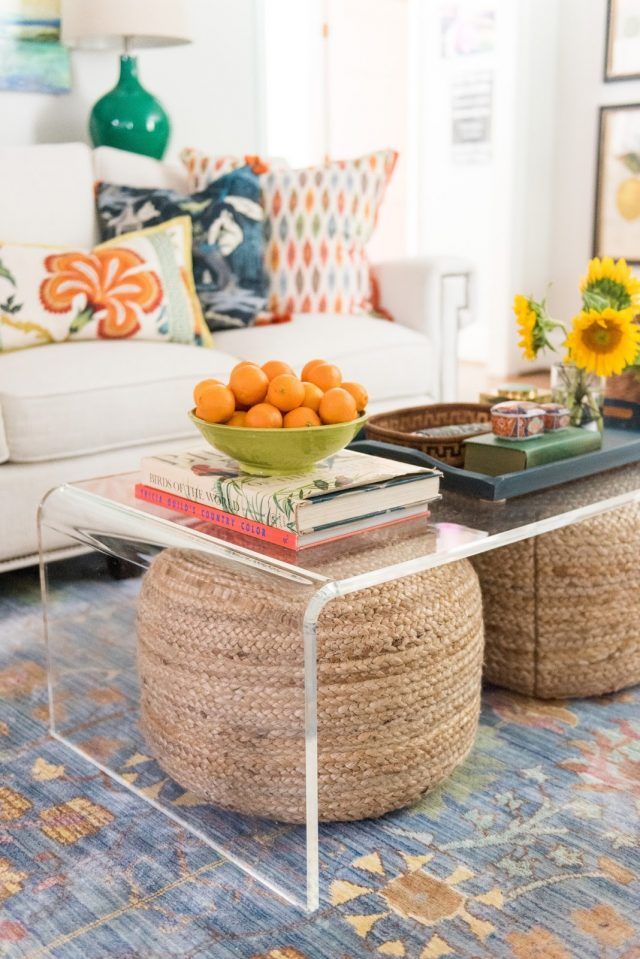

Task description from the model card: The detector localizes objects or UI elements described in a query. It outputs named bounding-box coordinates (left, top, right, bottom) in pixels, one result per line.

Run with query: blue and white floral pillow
left=96, top=167, right=268, bottom=332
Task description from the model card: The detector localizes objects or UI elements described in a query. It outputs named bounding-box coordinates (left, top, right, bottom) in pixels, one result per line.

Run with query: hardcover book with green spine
left=463, top=428, right=602, bottom=476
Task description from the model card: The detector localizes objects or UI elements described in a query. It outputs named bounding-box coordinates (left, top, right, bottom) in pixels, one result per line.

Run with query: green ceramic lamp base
left=89, top=54, right=170, bottom=160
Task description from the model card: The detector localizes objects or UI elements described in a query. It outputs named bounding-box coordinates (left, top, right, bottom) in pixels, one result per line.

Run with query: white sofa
left=0, top=142, right=474, bottom=571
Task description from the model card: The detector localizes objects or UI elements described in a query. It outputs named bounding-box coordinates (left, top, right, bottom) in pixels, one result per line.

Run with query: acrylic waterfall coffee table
left=38, top=463, right=640, bottom=911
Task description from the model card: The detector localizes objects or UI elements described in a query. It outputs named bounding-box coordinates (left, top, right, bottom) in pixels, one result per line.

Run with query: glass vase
left=550, top=362, right=605, bottom=431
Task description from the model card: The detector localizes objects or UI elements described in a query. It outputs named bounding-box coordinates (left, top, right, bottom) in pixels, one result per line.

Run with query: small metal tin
left=490, top=401, right=546, bottom=440
left=539, top=402, right=571, bottom=431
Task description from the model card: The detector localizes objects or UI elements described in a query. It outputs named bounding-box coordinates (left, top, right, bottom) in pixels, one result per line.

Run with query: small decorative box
left=540, top=402, right=571, bottom=431
left=490, top=401, right=545, bottom=440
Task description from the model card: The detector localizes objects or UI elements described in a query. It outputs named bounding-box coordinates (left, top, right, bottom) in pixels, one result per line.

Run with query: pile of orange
left=193, top=359, right=368, bottom=429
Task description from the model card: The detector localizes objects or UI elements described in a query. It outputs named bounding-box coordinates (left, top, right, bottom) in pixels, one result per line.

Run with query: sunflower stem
left=551, top=363, right=604, bottom=431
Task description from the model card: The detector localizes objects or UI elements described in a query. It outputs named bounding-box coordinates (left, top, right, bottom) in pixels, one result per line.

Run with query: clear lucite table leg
left=39, top=491, right=324, bottom=912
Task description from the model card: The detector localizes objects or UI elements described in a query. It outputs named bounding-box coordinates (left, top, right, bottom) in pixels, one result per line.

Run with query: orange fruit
left=245, top=403, right=283, bottom=428
left=342, top=381, right=368, bottom=412
left=284, top=407, right=322, bottom=428
left=196, top=384, right=236, bottom=423
left=231, top=360, right=259, bottom=373
left=261, top=359, right=295, bottom=381
left=227, top=411, right=247, bottom=427
left=229, top=364, right=269, bottom=406
left=193, top=378, right=221, bottom=406
left=301, top=358, right=326, bottom=380
left=267, top=373, right=306, bottom=412
left=307, top=362, right=342, bottom=392
left=319, top=387, right=357, bottom=424
left=301, top=381, right=324, bottom=412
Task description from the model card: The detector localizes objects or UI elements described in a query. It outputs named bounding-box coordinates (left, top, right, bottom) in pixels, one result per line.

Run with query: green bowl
left=189, top=410, right=368, bottom=475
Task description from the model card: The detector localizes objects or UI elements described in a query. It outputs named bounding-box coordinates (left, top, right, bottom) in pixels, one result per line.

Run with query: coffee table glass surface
left=38, top=462, right=640, bottom=911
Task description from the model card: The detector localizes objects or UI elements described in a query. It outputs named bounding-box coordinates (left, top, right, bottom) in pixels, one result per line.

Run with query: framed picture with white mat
left=593, top=103, right=640, bottom=266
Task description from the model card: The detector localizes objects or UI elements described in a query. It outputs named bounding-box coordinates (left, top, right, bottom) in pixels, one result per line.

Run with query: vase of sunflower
left=514, top=257, right=640, bottom=431
left=549, top=362, right=605, bottom=429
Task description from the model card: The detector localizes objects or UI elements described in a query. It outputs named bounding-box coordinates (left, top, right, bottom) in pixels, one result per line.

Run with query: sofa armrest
left=0, top=403, right=8, bottom=465
left=371, top=256, right=475, bottom=402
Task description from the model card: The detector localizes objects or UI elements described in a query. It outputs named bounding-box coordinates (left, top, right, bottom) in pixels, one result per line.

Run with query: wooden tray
left=351, top=427, right=640, bottom=501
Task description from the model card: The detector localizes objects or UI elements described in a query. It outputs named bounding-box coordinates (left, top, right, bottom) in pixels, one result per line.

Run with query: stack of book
left=136, top=448, right=441, bottom=551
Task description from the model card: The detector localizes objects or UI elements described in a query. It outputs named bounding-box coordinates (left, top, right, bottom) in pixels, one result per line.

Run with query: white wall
left=413, top=0, right=561, bottom=373
left=414, top=0, right=640, bottom=378
left=324, top=0, right=410, bottom=262
left=548, top=0, right=640, bottom=332
left=261, top=0, right=325, bottom=167
left=0, top=0, right=263, bottom=159
left=412, top=0, right=500, bottom=365
left=261, top=0, right=410, bottom=261
left=506, top=0, right=640, bottom=374
left=500, top=0, right=559, bottom=376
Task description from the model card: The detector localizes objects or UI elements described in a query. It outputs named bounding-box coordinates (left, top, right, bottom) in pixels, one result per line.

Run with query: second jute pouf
left=136, top=547, right=484, bottom=823
left=472, top=503, right=640, bottom=699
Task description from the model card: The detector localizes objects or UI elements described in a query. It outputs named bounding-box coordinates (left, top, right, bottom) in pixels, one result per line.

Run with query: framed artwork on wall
left=593, top=104, right=640, bottom=265
left=604, top=0, right=640, bottom=81
left=0, top=0, right=70, bottom=93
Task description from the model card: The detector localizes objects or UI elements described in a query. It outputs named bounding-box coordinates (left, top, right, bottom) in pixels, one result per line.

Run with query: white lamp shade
left=61, top=0, right=192, bottom=50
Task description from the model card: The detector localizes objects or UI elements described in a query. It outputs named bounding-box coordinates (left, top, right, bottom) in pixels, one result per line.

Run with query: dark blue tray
left=350, top=427, right=640, bottom=501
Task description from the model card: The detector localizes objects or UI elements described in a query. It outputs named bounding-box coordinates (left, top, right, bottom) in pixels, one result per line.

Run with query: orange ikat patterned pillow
left=261, top=149, right=397, bottom=317
left=0, top=217, right=210, bottom=353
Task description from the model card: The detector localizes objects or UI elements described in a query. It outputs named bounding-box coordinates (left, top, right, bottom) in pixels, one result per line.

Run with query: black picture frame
left=593, top=103, right=640, bottom=265
left=604, top=0, right=640, bottom=82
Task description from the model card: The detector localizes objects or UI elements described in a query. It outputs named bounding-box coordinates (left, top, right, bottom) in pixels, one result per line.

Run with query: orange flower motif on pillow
left=40, top=248, right=163, bottom=339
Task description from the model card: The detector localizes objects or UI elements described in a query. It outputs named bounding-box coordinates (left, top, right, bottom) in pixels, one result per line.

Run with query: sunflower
left=580, top=257, right=640, bottom=311
left=514, top=294, right=536, bottom=359
left=566, top=306, right=640, bottom=377
left=513, top=294, right=558, bottom=361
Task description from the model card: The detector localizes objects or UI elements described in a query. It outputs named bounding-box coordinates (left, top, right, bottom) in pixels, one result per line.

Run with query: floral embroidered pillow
left=96, top=166, right=269, bottom=333
left=0, top=217, right=210, bottom=354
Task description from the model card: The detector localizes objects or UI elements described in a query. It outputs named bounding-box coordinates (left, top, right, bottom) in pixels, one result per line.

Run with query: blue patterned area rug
left=0, top=558, right=639, bottom=959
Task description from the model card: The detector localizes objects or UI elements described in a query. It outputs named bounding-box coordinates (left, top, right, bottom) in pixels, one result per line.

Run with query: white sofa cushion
left=215, top=314, right=435, bottom=405
left=0, top=341, right=239, bottom=463
left=0, top=404, right=8, bottom=464
left=93, top=146, right=189, bottom=192
left=0, top=143, right=96, bottom=248
left=0, top=438, right=200, bottom=568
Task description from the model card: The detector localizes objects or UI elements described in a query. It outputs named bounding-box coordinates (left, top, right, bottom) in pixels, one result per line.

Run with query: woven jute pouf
left=472, top=503, right=640, bottom=699
left=136, top=547, right=484, bottom=823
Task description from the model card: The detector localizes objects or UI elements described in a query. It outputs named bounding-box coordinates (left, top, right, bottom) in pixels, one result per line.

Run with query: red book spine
left=134, top=483, right=299, bottom=549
